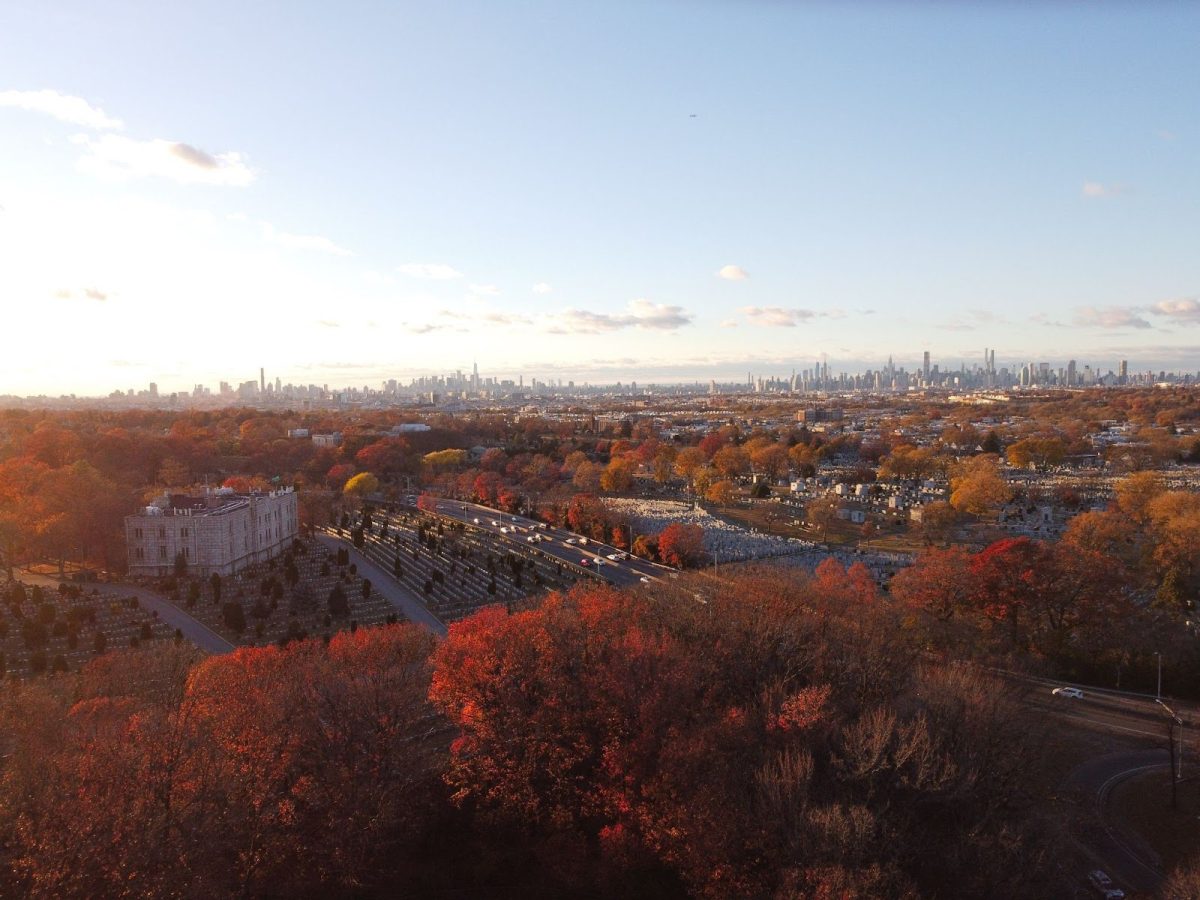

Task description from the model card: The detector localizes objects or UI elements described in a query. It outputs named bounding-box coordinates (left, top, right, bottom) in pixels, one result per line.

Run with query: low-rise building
left=125, top=487, right=298, bottom=577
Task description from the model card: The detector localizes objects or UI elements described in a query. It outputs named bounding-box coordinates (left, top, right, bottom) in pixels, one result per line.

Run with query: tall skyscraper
left=922, top=350, right=930, bottom=383
left=260, top=368, right=265, bottom=393
left=1119, top=360, right=1128, bottom=384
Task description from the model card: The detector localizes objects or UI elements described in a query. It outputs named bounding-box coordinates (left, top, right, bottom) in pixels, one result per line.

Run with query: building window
left=159, top=546, right=167, bottom=560
left=158, top=526, right=166, bottom=539
left=180, top=527, right=189, bottom=538
left=134, top=527, right=143, bottom=539
left=135, top=548, right=144, bottom=560
left=183, top=547, right=190, bottom=559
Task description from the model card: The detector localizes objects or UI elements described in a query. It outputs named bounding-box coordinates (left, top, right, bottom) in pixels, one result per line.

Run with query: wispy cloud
left=532, top=282, right=553, bottom=294
left=263, top=223, right=352, bottom=256
left=720, top=319, right=738, bottom=328
left=317, top=320, right=340, bottom=328
left=439, top=309, right=531, bottom=327
left=0, top=88, right=123, bottom=130
left=468, top=283, right=500, bottom=296
left=55, top=286, right=109, bottom=302
left=1082, top=181, right=1127, bottom=199
left=1151, top=297, right=1200, bottom=323
left=717, top=264, right=749, bottom=281
left=1073, top=305, right=1151, bottom=329
left=740, top=306, right=819, bottom=327
left=73, top=134, right=254, bottom=186
left=552, top=299, right=693, bottom=334
left=397, top=263, right=463, bottom=280
left=1029, top=312, right=1068, bottom=328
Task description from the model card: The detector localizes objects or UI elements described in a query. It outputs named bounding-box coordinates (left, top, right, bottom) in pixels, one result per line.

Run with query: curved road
left=1063, top=748, right=1170, bottom=895
left=19, top=569, right=235, bottom=654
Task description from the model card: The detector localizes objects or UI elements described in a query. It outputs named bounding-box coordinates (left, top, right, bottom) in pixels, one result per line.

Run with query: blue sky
left=0, top=1, right=1197, bottom=395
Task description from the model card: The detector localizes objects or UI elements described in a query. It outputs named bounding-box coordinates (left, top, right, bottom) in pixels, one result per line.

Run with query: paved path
left=18, top=570, right=235, bottom=654
left=1063, top=748, right=1169, bottom=895
left=315, top=534, right=448, bottom=637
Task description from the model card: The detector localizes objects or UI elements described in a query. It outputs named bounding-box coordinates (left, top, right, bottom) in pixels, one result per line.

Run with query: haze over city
left=1, top=1, right=1197, bottom=396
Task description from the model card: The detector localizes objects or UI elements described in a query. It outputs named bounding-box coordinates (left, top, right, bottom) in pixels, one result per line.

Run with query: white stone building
left=125, top=487, right=298, bottom=577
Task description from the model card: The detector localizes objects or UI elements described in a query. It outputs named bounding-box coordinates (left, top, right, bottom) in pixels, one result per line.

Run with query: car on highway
left=1052, top=686, right=1084, bottom=699
left=565, top=538, right=577, bottom=545
left=607, top=552, right=628, bottom=561
left=490, top=520, right=500, bottom=527
left=472, top=517, right=480, bottom=524
left=579, top=558, right=590, bottom=566
left=500, top=527, right=509, bottom=534
left=1087, top=870, right=1124, bottom=899
left=639, top=576, right=651, bottom=583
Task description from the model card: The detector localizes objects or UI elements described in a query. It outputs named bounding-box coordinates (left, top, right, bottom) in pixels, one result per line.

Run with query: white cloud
left=468, top=283, right=500, bottom=296
left=0, top=89, right=123, bottom=130
left=262, top=223, right=352, bottom=256
left=720, top=319, right=738, bottom=328
left=396, top=263, right=463, bottom=280
left=74, top=134, right=254, bottom=186
left=1151, top=297, right=1200, bottom=323
left=553, top=298, right=693, bottom=334
left=740, top=306, right=818, bottom=327
left=717, top=264, right=749, bottom=281
left=532, top=282, right=553, bottom=294
left=55, top=286, right=109, bottom=302
left=1082, top=181, right=1126, bottom=198
left=1073, top=305, right=1151, bottom=329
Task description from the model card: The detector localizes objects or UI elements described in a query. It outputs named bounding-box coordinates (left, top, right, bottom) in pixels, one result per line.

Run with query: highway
left=410, top=498, right=678, bottom=589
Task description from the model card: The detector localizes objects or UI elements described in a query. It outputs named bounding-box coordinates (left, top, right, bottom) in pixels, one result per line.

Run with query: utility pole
left=1157, top=699, right=1183, bottom=810
left=1157, top=651, right=1163, bottom=699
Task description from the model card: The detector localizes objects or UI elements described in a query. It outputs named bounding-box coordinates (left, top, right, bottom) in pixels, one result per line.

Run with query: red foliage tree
left=657, top=523, right=707, bottom=568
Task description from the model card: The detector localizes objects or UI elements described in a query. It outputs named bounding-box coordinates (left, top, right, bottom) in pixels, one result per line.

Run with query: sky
left=0, top=0, right=1198, bottom=396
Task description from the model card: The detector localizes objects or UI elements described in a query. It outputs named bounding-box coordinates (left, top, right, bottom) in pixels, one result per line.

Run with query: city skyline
left=36, top=346, right=1196, bottom=404
left=1, top=2, right=1198, bottom=396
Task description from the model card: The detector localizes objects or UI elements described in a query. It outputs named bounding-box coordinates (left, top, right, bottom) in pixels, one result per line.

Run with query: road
left=1063, top=749, right=1170, bottom=895
left=412, top=498, right=677, bottom=589
left=19, top=569, right=235, bottom=654
left=314, top=534, right=448, bottom=637
left=1014, top=673, right=1194, bottom=896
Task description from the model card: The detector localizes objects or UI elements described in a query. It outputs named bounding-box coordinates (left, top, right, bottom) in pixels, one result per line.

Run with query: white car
left=472, top=517, right=480, bottom=525
left=639, top=576, right=651, bottom=583
left=1052, top=686, right=1084, bottom=699
left=607, top=553, right=620, bottom=561
left=500, top=527, right=509, bottom=534
left=490, top=520, right=500, bottom=527
left=565, top=538, right=577, bottom=545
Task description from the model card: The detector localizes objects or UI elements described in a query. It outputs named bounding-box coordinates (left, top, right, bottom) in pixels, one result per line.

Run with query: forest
left=0, top=567, right=1125, bottom=899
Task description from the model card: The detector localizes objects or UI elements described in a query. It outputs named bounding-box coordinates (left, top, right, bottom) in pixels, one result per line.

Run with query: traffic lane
left=1063, top=749, right=1169, bottom=895
left=1012, top=669, right=1199, bottom=720
left=1013, top=679, right=1196, bottom=746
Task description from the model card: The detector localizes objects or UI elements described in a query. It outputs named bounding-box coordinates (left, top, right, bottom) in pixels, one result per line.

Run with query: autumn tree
left=948, top=454, right=1011, bottom=516
left=657, top=522, right=707, bottom=568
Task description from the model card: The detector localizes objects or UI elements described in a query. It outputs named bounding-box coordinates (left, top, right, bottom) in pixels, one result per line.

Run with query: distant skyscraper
left=1067, top=359, right=1077, bottom=386
left=1119, top=359, right=1128, bottom=384
left=260, top=368, right=265, bottom=393
left=922, top=350, right=930, bottom=382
